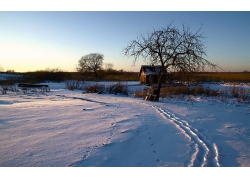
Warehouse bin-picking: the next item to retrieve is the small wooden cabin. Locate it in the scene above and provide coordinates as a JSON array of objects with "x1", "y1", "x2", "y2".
[{"x1": 138, "y1": 65, "x2": 172, "y2": 85}]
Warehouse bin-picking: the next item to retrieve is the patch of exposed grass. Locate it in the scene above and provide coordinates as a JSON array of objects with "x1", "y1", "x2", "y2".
[{"x1": 132, "y1": 89, "x2": 148, "y2": 99}]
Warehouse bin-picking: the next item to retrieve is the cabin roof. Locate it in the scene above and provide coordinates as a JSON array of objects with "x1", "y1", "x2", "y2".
[{"x1": 139, "y1": 65, "x2": 171, "y2": 77}]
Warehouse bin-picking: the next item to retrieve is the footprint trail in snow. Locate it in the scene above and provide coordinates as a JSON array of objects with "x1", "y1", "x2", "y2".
[
  {"x1": 153, "y1": 106, "x2": 220, "y2": 167},
  {"x1": 65, "y1": 94, "x2": 220, "y2": 167}
]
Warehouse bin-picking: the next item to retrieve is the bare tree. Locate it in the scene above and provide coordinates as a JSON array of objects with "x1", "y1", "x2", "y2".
[
  {"x1": 123, "y1": 22, "x2": 217, "y2": 101},
  {"x1": 104, "y1": 63, "x2": 114, "y2": 71},
  {"x1": 77, "y1": 53, "x2": 104, "y2": 79}
]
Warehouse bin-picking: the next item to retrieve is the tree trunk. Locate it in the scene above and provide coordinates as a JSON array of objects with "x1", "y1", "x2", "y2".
[
  {"x1": 144, "y1": 72, "x2": 163, "y2": 101},
  {"x1": 155, "y1": 73, "x2": 163, "y2": 101},
  {"x1": 94, "y1": 70, "x2": 98, "y2": 79}
]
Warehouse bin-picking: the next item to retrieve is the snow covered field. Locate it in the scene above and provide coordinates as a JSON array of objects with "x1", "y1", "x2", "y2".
[{"x1": 0, "y1": 81, "x2": 250, "y2": 169}]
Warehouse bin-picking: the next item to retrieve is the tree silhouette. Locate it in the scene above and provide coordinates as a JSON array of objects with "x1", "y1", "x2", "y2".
[
  {"x1": 123, "y1": 22, "x2": 217, "y2": 101},
  {"x1": 77, "y1": 53, "x2": 104, "y2": 79}
]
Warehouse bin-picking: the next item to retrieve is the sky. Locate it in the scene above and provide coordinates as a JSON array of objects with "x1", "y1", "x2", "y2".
[{"x1": 0, "y1": 1, "x2": 249, "y2": 72}]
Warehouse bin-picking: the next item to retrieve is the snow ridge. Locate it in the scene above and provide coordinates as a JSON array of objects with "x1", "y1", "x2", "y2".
[{"x1": 153, "y1": 106, "x2": 220, "y2": 167}]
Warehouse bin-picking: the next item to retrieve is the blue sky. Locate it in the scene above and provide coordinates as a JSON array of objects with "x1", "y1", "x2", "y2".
[{"x1": 0, "y1": 7, "x2": 249, "y2": 72}]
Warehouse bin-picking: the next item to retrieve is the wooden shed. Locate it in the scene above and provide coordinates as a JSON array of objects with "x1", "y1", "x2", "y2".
[{"x1": 138, "y1": 65, "x2": 172, "y2": 85}]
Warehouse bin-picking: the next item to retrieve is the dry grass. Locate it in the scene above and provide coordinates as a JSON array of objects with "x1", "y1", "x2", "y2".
[
  {"x1": 160, "y1": 85, "x2": 220, "y2": 97},
  {"x1": 132, "y1": 89, "x2": 148, "y2": 98},
  {"x1": 139, "y1": 84, "x2": 250, "y2": 101},
  {"x1": 173, "y1": 72, "x2": 250, "y2": 82}
]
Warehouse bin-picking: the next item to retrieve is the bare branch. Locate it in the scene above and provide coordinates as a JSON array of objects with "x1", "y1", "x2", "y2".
[
  {"x1": 122, "y1": 22, "x2": 219, "y2": 100},
  {"x1": 77, "y1": 53, "x2": 104, "y2": 78}
]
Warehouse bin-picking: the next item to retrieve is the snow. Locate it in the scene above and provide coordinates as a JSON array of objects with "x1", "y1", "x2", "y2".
[
  {"x1": 144, "y1": 68, "x2": 158, "y2": 75},
  {"x1": 1, "y1": 81, "x2": 250, "y2": 177},
  {"x1": 202, "y1": 82, "x2": 250, "y2": 91}
]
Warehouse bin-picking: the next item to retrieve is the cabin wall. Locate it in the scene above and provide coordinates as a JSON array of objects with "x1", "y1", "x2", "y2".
[
  {"x1": 140, "y1": 74, "x2": 168, "y2": 85},
  {"x1": 139, "y1": 66, "x2": 172, "y2": 85},
  {"x1": 140, "y1": 74, "x2": 147, "y2": 84}
]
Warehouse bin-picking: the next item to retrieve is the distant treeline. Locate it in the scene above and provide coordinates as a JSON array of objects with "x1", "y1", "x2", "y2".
[
  {"x1": 23, "y1": 70, "x2": 139, "y2": 82},
  {"x1": 1, "y1": 71, "x2": 250, "y2": 84},
  {"x1": 0, "y1": 70, "x2": 139, "y2": 84}
]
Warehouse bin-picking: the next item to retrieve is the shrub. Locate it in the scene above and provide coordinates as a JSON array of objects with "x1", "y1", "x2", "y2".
[
  {"x1": 0, "y1": 85, "x2": 8, "y2": 94},
  {"x1": 106, "y1": 81, "x2": 128, "y2": 95},
  {"x1": 0, "y1": 84, "x2": 18, "y2": 94},
  {"x1": 65, "y1": 81, "x2": 85, "y2": 90},
  {"x1": 230, "y1": 86, "x2": 239, "y2": 98},
  {"x1": 229, "y1": 86, "x2": 249, "y2": 100},
  {"x1": 83, "y1": 83, "x2": 105, "y2": 93},
  {"x1": 106, "y1": 83, "x2": 115, "y2": 94},
  {"x1": 192, "y1": 85, "x2": 205, "y2": 96},
  {"x1": 9, "y1": 85, "x2": 19, "y2": 92}
]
